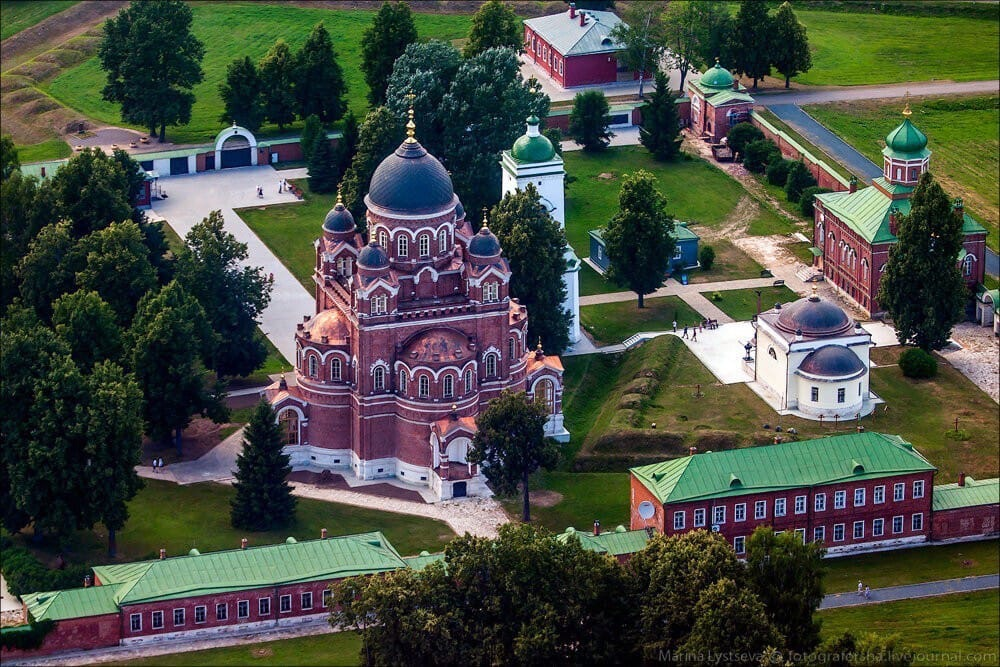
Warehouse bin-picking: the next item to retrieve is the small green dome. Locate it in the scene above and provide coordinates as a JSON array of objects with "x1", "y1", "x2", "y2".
[
  {"x1": 700, "y1": 60, "x2": 734, "y2": 89},
  {"x1": 285, "y1": 536, "x2": 297, "y2": 544},
  {"x1": 885, "y1": 116, "x2": 927, "y2": 154},
  {"x1": 511, "y1": 115, "x2": 555, "y2": 163},
  {"x1": 188, "y1": 548, "x2": 200, "y2": 556}
]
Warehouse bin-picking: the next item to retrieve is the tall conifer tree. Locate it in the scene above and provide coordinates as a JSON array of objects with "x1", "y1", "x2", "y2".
[
  {"x1": 639, "y1": 71, "x2": 683, "y2": 161},
  {"x1": 770, "y1": 2, "x2": 812, "y2": 88},
  {"x1": 231, "y1": 401, "x2": 296, "y2": 531},
  {"x1": 361, "y1": 2, "x2": 418, "y2": 106}
]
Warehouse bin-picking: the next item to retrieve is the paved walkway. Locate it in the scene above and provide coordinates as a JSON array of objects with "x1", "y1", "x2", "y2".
[
  {"x1": 579, "y1": 276, "x2": 779, "y2": 311},
  {"x1": 767, "y1": 104, "x2": 883, "y2": 180},
  {"x1": 820, "y1": 574, "x2": 999, "y2": 610},
  {"x1": 149, "y1": 166, "x2": 314, "y2": 366},
  {"x1": 752, "y1": 79, "x2": 1000, "y2": 106}
]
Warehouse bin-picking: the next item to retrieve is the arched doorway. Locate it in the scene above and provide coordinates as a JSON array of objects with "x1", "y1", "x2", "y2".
[
  {"x1": 214, "y1": 124, "x2": 258, "y2": 170},
  {"x1": 278, "y1": 409, "x2": 300, "y2": 445}
]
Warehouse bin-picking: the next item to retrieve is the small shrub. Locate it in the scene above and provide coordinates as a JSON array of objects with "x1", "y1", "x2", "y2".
[
  {"x1": 899, "y1": 347, "x2": 938, "y2": 378},
  {"x1": 785, "y1": 160, "x2": 818, "y2": 203},
  {"x1": 699, "y1": 245, "x2": 716, "y2": 271},
  {"x1": 944, "y1": 428, "x2": 970, "y2": 441},
  {"x1": 766, "y1": 158, "x2": 793, "y2": 186},
  {"x1": 743, "y1": 138, "x2": 778, "y2": 173},
  {"x1": 0, "y1": 544, "x2": 90, "y2": 597},
  {"x1": 799, "y1": 186, "x2": 832, "y2": 217},
  {"x1": 726, "y1": 122, "x2": 765, "y2": 157},
  {"x1": 711, "y1": 291, "x2": 723, "y2": 301}
]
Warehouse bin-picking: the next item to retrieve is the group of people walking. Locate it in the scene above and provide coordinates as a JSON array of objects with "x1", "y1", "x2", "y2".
[{"x1": 151, "y1": 457, "x2": 167, "y2": 473}]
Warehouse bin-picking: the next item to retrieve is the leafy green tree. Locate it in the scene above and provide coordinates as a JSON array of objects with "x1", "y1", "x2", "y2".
[
  {"x1": 568, "y1": 90, "x2": 614, "y2": 152},
  {"x1": 463, "y1": 0, "x2": 521, "y2": 58},
  {"x1": 1, "y1": 171, "x2": 54, "y2": 310},
  {"x1": 626, "y1": 530, "x2": 748, "y2": 660},
  {"x1": 52, "y1": 290, "x2": 123, "y2": 369},
  {"x1": 799, "y1": 185, "x2": 832, "y2": 217},
  {"x1": 81, "y1": 360, "x2": 144, "y2": 557},
  {"x1": 219, "y1": 56, "x2": 265, "y2": 131},
  {"x1": 294, "y1": 23, "x2": 347, "y2": 123},
  {"x1": 898, "y1": 347, "x2": 937, "y2": 378},
  {"x1": 176, "y1": 210, "x2": 273, "y2": 378},
  {"x1": 258, "y1": 40, "x2": 297, "y2": 130},
  {"x1": 766, "y1": 157, "x2": 794, "y2": 186},
  {"x1": 299, "y1": 114, "x2": 324, "y2": 165},
  {"x1": 440, "y1": 48, "x2": 549, "y2": 218},
  {"x1": 609, "y1": 3, "x2": 665, "y2": 99},
  {"x1": 307, "y1": 132, "x2": 339, "y2": 194},
  {"x1": 726, "y1": 122, "x2": 764, "y2": 159},
  {"x1": 469, "y1": 390, "x2": 559, "y2": 522},
  {"x1": 16, "y1": 221, "x2": 83, "y2": 321},
  {"x1": 680, "y1": 577, "x2": 783, "y2": 666},
  {"x1": 489, "y1": 185, "x2": 571, "y2": 354},
  {"x1": 816, "y1": 632, "x2": 913, "y2": 667},
  {"x1": 784, "y1": 160, "x2": 817, "y2": 203},
  {"x1": 603, "y1": 170, "x2": 675, "y2": 308},
  {"x1": 129, "y1": 281, "x2": 221, "y2": 454},
  {"x1": 385, "y1": 40, "x2": 462, "y2": 158},
  {"x1": 332, "y1": 523, "x2": 634, "y2": 665},
  {"x1": 140, "y1": 217, "x2": 176, "y2": 285},
  {"x1": 340, "y1": 106, "x2": 403, "y2": 231},
  {"x1": 699, "y1": 244, "x2": 715, "y2": 270},
  {"x1": 746, "y1": 526, "x2": 825, "y2": 653},
  {"x1": 336, "y1": 110, "x2": 360, "y2": 178},
  {"x1": 1, "y1": 134, "x2": 19, "y2": 180},
  {"x1": 99, "y1": 0, "x2": 204, "y2": 141},
  {"x1": 48, "y1": 148, "x2": 136, "y2": 239},
  {"x1": 361, "y1": 2, "x2": 417, "y2": 106},
  {"x1": 662, "y1": 1, "x2": 700, "y2": 92},
  {"x1": 878, "y1": 173, "x2": 966, "y2": 350},
  {"x1": 771, "y1": 1, "x2": 812, "y2": 88},
  {"x1": 639, "y1": 71, "x2": 683, "y2": 160},
  {"x1": 543, "y1": 127, "x2": 564, "y2": 156},
  {"x1": 231, "y1": 400, "x2": 296, "y2": 531},
  {"x1": 692, "y1": 2, "x2": 737, "y2": 72},
  {"x1": 743, "y1": 137, "x2": 779, "y2": 173},
  {"x1": 732, "y1": 0, "x2": 772, "y2": 88},
  {"x1": 76, "y1": 220, "x2": 158, "y2": 326}
]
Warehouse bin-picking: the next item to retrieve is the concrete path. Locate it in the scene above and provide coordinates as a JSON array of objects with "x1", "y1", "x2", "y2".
[
  {"x1": 579, "y1": 275, "x2": 779, "y2": 308},
  {"x1": 767, "y1": 104, "x2": 883, "y2": 181},
  {"x1": 820, "y1": 574, "x2": 999, "y2": 610},
  {"x1": 752, "y1": 79, "x2": 1000, "y2": 106},
  {"x1": 149, "y1": 166, "x2": 315, "y2": 366},
  {"x1": 138, "y1": 427, "x2": 245, "y2": 485}
]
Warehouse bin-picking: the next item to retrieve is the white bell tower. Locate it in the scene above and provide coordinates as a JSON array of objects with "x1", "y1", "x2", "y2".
[{"x1": 500, "y1": 117, "x2": 581, "y2": 344}]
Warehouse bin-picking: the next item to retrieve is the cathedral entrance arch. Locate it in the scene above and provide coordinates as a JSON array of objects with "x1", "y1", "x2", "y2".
[
  {"x1": 214, "y1": 124, "x2": 258, "y2": 170},
  {"x1": 446, "y1": 437, "x2": 472, "y2": 464}
]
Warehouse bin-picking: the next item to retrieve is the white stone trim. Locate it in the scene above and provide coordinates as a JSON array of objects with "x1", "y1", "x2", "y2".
[{"x1": 213, "y1": 125, "x2": 258, "y2": 170}]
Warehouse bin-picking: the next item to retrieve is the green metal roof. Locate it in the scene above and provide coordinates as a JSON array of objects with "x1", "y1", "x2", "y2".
[
  {"x1": 698, "y1": 61, "x2": 735, "y2": 89},
  {"x1": 932, "y1": 477, "x2": 1000, "y2": 511},
  {"x1": 511, "y1": 117, "x2": 556, "y2": 164},
  {"x1": 92, "y1": 532, "x2": 406, "y2": 606},
  {"x1": 556, "y1": 526, "x2": 650, "y2": 556},
  {"x1": 403, "y1": 551, "x2": 446, "y2": 571},
  {"x1": 885, "y1": 117, "x2": 928, "y2": 156},
  {"x1": 703, "y1": 90, "x2": 755, "y2": 107},
  {"x1": 22, "y1": 585, "x2": 121, "y2": 622},
  {"x1": 631, "y1": 433, "x2": 936, "y2": 505}
]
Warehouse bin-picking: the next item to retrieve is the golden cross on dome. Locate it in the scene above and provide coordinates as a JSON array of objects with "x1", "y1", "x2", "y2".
[
  {"x1": 405, "y1": 90, "x2": 417, "y2": 143},
  {"x1": 902, "y1": 91, "x2": 912, "y2": 117},
  {"x1": 336, "y1": 183, "x2": 343, "y2": 204},
  {"x1": 481, "y1": 207, "x2": 489, "y2": 226}
]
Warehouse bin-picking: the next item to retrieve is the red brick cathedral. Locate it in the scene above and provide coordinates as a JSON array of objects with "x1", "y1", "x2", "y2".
[{"x1": 268, "y1": 115, "x2": 566, "y2": 500}]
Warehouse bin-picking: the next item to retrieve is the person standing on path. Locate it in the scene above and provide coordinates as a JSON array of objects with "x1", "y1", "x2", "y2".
[
  {"x1": 672, "y1": 320, "x2": 677, "y2": 332},
  {"x1": 692, "y1": 328, "x2": 697, "y2": 342},
  {"x1": 864, "y1": 586, "x2": 871, "y2": 600},
  {"x1": 682, "y1": 326, "x2": 689, "y2": 339},
  {"x1": 857, "y1": 580, "x2": 864, "y2": 596}
]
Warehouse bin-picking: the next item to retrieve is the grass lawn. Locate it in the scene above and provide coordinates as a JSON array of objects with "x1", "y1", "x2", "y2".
[
  {"x1": 115, "y1": 632, "x2": 361, "y2": 667},
  {"x1": 699, "y1": 285, "x2": 800, "y2": 321},
  {"x1": 794, "y1": 10, "x2": 999, "y2": 86},
  {"x1": 12, "y1": 139, "x2": 71, "y2": 163},
  {"x1": 804, "y1": 95, "x2": 999, "y2": 251},
  {"x1": 500, "y1": 472, "x2": 630, "y2": 535},
  {"x1": 578, "y1": 262, "x2": 618, "y2": 297},
  {"x1": 819, "y1": 590, "x2": 1000, "y2": 658},
  {"x1": 0, "y1": 0, "x2": 77, "y2": 40},
  {"x1": 239, "y1": 179, "x2": 332, "y2": 290},
  {"x1": 564, "y1": 147, "x2": 785, "y2": 258},
  {"x1": 559, "y1": 337, "x2": 999, "y2": 475},
  {"x1": 44, "y1": 4, "x2": 471, "y2": 145},
  {"x1": 580, "y1": 296, "x2": 701, "y2": 346},
  {"x1": 824, "y1": 540, "x2": 999, "y2": 594},
  {"x1": 753, "y1": 108, "x2": 856, "y2": 182},
  {"x1": 685, "y1": 238, "x2": 766, "y2": 284},
  {"x1": 6, "y1": 479, "x2": 455, "y2": 567}
]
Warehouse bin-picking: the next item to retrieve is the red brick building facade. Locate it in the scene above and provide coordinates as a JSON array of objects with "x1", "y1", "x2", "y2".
[
  {"x1": 268, "y1": 120, "x2": 565, "y2": 501},
  {"x1": 685, "y1": 60, "x2": 755, "y2": 144}
]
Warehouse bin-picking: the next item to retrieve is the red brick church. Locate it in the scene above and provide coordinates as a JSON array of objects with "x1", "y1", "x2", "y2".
[
  {"x1": 267, "y1": 113, "x2": 567, "y2": 501},
  {"x1": 812, "y1": 105, "x2": 987, "y2": 316}
]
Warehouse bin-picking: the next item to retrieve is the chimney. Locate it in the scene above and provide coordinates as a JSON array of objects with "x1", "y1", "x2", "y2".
[
  {"x1": 159, "y1": 548, "x2": 166, "y2": 560},
  {"x1": 569, "y1": 2, "x2": 576, "y2": 19},
  {"x1": 580, "y1": 11, "x2": 586, "y2": 27},
  {"x1": 958, "y1": 472, "x2": 966, "y2": 487},
  {"x1": 689, "y1": 446, "x2": 697, "y2": 457},
  {"x1": 241, "y1": 538, "x2": 248, "y2": 550},
  {"x1": 953, "y1": 197, "x2": 964, "y2": 217},
  {"x1": 83, "y1": 575, "x2": 91, "y2": 588},
  {"x1": 889, "y1": 208, "x2": 899, "y2": 236},
  {"x1": 732, "y1": 77, "x2": 739, "y2": 91},
  {"x1": 593, "y1": 520, "x2": 601, "y2": 536},
  {"x1": 321, "y1": 335, "x2": 329, "y2": 344},
  {"x1": 321, "y1": 528, "x2": 328, "y2": 539},
  {"x1": 849, "y1": 175, "x2": 858, "y2": 193}
]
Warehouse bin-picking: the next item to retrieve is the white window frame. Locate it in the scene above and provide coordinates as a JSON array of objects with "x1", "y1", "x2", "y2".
[
  {"x1": 418, "y1": 375, "x2": 430, "y2": 398},
  {"x1": 419, "y1": 234, "x2": 430, "y2": 257},
  {"x1": 892, "y1": 515, "x2": 904, "y2": 534},
  {"x1": 308, "y1": 355, "x2": 318, "y2": 378},
  {"x1": 238, "y1": 600, "x2": 249, "y2": 619},
  {"x1": 833, "y1": 523, "x2": 845, "y2": 542},
  {"x1": 151, "y1": 610, "x2": 163, "y2": 629},
  {"x1": 873, "y1": 518, "x2": 884, "y2": 537},
  {"x1": 694, "y1": 508, "x2": 706, "y2": 528},
  {"x1": 483, "y1": 281, "x2": 499, "y2": 303},
  {"x1": 794, "y1": 495, "x2": 807, "y2": 514},
  {"x1": 894, "y1": 483, "x2": 905, "y2": 502},
  {"x1": 874, "y1": 485, "x2": 885, "y2": 504},
  {"x1": 794, "y1": 528, "x2": 806, "y2": 543},
  {"x1": 302, "y1": 592, "x2": 313, "y2": 611},
  {"x1": 438, "y1": 229, "x2": 448, "y2": 253},
  {"x1": 912, "y1": 513, "x2": 923, "y2": 531},
  {"x1": 397, "y1": 235, "x2": 408, "y2": 257},
  {"x1": 734, "y1": 503, "x2": 746, "y2": 522},
  {"x1": 464, "y1": 369, "x2": 473, "y2": 393},
  {"x1": 814, "y1": 493, "x2": 826, "y2": 512},
  {"x1": 398, "y1": 370, "x2": 407, "y2": 394},
  {"x1": 734, "y1": 536, "x2": 746, "y2": 554},
  {"x1": 443, "y1": 374, "x2": 454, "y2": 399},
  {"x1": 913, "y1": 480, "x2": 925, "y2": 499},
  {"x1": 372, "y1": 294, "x2": 388, "y2": 316},
  {"x1": 130, "y1": 613, "x2": 142, "y2": 633},
  {"x1": 837, "y1": 387, "x2": 846, "y2": 403},
  {"x1": 754, "y1": 500, "x2": 767, "y2": 520},
  {"x1": 373, "y1": 366, "x2": 385, "y2": 392},
  {"x1": 259, "y1": 598, "x2": 271, "y2": 616},
  {"x1": 331, "y1": 357, "x2": 342, "y2": 381},
  {"x1": 713, "y1": 506, "x2": 726, "y2": 525},
  {"x1": 173, "y1": 608, "x2": 185, "y2": 627},
  {"x1": 194, "y1": 605, "x2": 206, "y2": 624},
  {"x1": 673, "y1": 511, "x2": 685, "y2": 530},
  {"x1": 280, "y1": 594, "x2": 292, "y2": 613},
  {"x1": 853, "y1": 521, "x2": 864, "y2": 539},
  {"x1": 813, "y1": 526, "x2": 825, "y2": 543},
  {"x1": 854, "y1": 488, "x2": 865, "y2": 507},
  {"x1": 322, "y1": 589, "x2": 332, "y2": 608},
  {"x1": 834, "y1": 490, "x2": 846, "y2": 509},
  {"x1": 485, "y1": 353, "x2": 498, "y2": 378},
  {"x1": 774, "y1": 498, "x2": 786, "y2": 517},
  {"x1": 216, "y1": 603, "x2": 227, "y2": 621}
]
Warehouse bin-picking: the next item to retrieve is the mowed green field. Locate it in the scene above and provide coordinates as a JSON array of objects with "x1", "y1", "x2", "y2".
[
  {"x1": 0, "y1": 0, "x2": 77, "y2": 40},
  {"x1": 43, "y1": 4, "x2": 471, "y2": 144},
  {"x1": 819, "y1": 590, "x2": 1000, "y2": 659},
  {"x1": 804, "y1": 95, "x2": 999, "y2": 251},
  {"x1": 794, "y1": 10, "x2": 999, "y2": 86},
  {"x1": 116, "y1": 632, "x2": 362, "y2": 666}
]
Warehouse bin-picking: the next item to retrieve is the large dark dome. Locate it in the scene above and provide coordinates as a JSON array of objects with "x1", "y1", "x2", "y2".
[
  {"x1": 775, "y1": 293, "x2": 853, "y2": 337},
  {"x1": 798, "y1": 345, "x2": 865, "y2": 378},
  {"x1": 366, "y1": 139, "x2": 455, "y2": 215}
]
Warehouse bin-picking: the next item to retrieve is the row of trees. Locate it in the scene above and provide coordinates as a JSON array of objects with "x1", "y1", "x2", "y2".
[
  {"x1": 0, "y1": 143, "x2": 273, "y2": 553},
  {"x1": 331, "y1": 525, "x2": 910, "y2": 666}
]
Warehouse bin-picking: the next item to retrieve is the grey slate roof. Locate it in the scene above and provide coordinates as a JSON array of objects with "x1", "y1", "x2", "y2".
[{"x1": 524, "y1": 10, "x2": 624, "y2": 56}]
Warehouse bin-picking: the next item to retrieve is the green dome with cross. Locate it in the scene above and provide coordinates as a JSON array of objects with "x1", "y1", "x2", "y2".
[{"x1": 511, "y1": 116, "x2": 556, "y2": 163}]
